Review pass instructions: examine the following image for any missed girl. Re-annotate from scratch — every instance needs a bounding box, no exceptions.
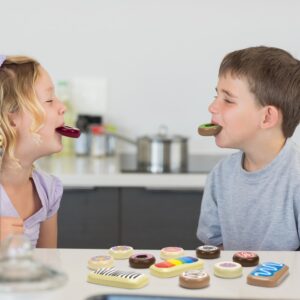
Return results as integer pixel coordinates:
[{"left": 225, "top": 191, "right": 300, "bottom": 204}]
[{"left": 0, "top": 55, "right": 67, "bottom": 248}]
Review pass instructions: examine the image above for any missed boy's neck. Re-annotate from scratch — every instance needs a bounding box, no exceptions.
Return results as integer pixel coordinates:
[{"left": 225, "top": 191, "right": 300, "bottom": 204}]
[{"left": 243, "top": 137, "right": 287, "bottom": 172}]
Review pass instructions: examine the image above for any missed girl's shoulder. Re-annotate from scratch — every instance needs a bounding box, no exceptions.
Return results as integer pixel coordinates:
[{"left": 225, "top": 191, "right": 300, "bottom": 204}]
[{"left": 32, "top": 169, "right": 63, "bottom": 203}]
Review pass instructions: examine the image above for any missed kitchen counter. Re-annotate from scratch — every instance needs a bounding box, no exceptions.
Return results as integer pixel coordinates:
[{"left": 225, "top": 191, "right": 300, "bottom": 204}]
[
  {"left": 2, "top": 248, "right": 299, "bottom": 300},
  {"left": 36, "top": 154, "right": 224, "bottom": 189}
]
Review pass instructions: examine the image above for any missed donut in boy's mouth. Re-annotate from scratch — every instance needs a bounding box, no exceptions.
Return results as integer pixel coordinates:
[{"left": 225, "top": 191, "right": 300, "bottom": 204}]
[{"left": 198, "top": 123, "right": 222, "bottom": 136}]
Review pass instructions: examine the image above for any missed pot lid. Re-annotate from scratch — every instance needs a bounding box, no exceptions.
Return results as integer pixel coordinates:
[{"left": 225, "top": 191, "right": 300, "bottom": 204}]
[
  {"left": 170, "top": 134, "right": 188, "bottom": 142},
  {"left": 140, "top": 134, "right": 172, "bottom": 142},
  {"left": 139, "top": 125, "right": 188, "bottom": 142}
]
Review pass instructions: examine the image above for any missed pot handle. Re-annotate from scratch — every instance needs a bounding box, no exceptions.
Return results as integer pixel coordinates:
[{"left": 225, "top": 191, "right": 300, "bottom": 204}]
[{"left": 107, "top": 132, "right": 137, "bottom": 146}]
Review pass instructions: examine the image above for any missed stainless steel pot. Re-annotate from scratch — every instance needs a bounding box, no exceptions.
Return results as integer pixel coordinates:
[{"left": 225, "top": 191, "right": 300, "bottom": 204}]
[
  {"left": 112, "top": 126, "right": 188, "bottom": 173},
  {"left": 137, "top": 134, "right": 188, "bottom": 173}
]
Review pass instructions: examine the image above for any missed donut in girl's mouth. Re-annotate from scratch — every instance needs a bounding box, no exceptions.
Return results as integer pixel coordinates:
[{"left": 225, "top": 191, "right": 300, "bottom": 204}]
[{"left": 56, "top": 125, "right": 81, "bottom": 138}]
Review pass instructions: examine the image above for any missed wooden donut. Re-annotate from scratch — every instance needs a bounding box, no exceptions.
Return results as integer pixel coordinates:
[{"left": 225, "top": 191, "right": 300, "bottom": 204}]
[
  {"left": 129, "top": 253, "right": 156, "bottom": 268},
  {"left": 198, "top": 123, "right": 222, "bottom": 136},
  {"left": 179, "top": 270, "right": 210, "bottom": 289}
]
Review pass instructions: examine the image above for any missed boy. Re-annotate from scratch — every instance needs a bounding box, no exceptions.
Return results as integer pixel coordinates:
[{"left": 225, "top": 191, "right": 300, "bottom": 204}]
[{"left": 196, "top": 46, "right": 300, "bottom": 250}]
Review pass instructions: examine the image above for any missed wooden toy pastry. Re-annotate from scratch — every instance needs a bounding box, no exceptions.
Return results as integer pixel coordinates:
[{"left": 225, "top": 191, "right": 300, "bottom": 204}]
[
  {"left": 196, "top": 245, "right": 220, "bottom": 259},
  {"left": 87, "top": 267, "right": 149, "bottom": 289},
  {"left": 214, "top": 261, "right": 242, "bottom": 278},
  {"left": 232, "top": 251, "right": 259, "bottom": 267},
  {"left": 150, "top": 256, "right": 204, "bottom": 278},
  {"left": 129, "top": 253, "right": 156, "bottom": 269},
  {"left": 88, "top": 255, "right": 114, "bottom": 270},
  {"left": 247, "top": 262, "right": 289, "bottom": 287},
  {"left": 160, "top": 247, "right": 184, "bottom": 260},
  {"left": 198, "top": 123, "right": 222, "bottom": 136},
  {"left": 109, "top": 245, "right": 134, "bottom": 259},
  {"left": 56, "top": 125, "right": 81, "bottom": 138},
  {"left": 179, "top": 270, "right": 210, "bottom": 289}
]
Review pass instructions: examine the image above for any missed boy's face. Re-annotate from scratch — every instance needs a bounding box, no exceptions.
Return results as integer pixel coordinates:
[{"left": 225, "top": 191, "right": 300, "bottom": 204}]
[{"left": 209, "top": 73, "right": 264, "bottom": 150}]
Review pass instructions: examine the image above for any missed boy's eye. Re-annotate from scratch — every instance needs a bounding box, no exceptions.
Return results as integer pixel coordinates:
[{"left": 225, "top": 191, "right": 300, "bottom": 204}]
[{"left": 224, "top": 98, "right": 234, "bottom": 104}]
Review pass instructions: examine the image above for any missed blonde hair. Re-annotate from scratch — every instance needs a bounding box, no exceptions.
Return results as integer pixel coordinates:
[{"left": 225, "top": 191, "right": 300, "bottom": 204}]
[{"left": 0, "top": 56, "right": 45, "bottom": 164}]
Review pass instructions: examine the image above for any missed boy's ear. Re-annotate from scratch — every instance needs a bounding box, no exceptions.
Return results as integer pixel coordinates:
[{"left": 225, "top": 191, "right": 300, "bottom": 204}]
[{"left": 260, "top": 105, "right": 281, "bottom": 129}]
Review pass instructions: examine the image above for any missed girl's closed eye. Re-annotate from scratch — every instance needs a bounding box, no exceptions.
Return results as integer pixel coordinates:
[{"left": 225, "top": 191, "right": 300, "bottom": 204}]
[{"left": 45, "top": 94, "right": 57, "bottom": 103}]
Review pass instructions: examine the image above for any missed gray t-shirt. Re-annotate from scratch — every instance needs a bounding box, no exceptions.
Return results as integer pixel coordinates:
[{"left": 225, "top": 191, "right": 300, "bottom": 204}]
[
  {"left": 0, "top": 169, "right": 63, "bottom": 247},
  {"left": 197, "top": 139, "right": 300, "bottom": 250}
]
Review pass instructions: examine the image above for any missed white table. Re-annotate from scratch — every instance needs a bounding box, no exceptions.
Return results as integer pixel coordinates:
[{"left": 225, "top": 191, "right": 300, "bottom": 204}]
[{"left": 2, "top": 249, "right": 300, "bottom": 300}]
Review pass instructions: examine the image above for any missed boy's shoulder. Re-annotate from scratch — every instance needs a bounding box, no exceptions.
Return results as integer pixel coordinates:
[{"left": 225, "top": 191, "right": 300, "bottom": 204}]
[
  {"left": 287, "top": 140, "right": 300, "bottom": 171},
  {"left": 211, "top": 150, "right": 242, "bottom": 174}
]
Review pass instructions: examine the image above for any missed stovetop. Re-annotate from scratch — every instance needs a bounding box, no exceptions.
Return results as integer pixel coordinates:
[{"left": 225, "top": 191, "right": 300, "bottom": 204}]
[{"left": 120, "top": 153, "right": 225, "bottom": 174}]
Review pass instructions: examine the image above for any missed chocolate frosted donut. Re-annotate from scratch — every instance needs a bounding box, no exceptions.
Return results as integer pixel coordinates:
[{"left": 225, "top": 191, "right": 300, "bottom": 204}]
[
  {"left": 232, "top": 251, "right": 259, "bottom": 267},
  {"left": 198, "top": 123, "right": 222, "bottom": 136},
  {"left": 129, "top": 253, "right": 156, "bottom": 268},
  {"left": 196, "top": 245, "right": 220, "bottom": 259},
  {"left": 179, "top": 270, "right": 210, "bottom": 289}
]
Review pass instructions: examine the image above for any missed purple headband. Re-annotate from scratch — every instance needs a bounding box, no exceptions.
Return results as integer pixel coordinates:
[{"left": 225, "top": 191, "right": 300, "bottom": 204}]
[{"left": 0, "top": 55, "right": 6, "bottom": 67}]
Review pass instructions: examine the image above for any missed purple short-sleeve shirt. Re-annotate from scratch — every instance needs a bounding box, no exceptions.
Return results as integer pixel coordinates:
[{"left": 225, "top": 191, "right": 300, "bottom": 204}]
[{"left": 0, "top": 169, "right": 63, "bottom": 247}]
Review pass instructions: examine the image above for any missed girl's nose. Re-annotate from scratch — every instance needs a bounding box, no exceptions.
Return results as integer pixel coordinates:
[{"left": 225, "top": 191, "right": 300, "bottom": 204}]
[{"left": 59, "top": 102, "right": 67, "bottom": 115}]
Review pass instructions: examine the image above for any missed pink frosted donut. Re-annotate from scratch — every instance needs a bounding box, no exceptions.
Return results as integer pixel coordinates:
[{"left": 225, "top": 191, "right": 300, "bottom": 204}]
[{"left": 160, "top": 246, "right": 184, "bottom": 260}]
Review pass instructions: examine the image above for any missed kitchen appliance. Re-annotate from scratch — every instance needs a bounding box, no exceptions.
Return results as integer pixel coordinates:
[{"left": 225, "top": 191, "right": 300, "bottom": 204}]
[{"left": 111, "top": 126, "right": 188, "bottom": 173}]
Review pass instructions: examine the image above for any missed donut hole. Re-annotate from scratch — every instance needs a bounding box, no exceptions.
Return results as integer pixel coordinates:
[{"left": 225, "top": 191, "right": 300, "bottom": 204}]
[{"left": 136, "top": 255, "right": 148, "bottom": 259}]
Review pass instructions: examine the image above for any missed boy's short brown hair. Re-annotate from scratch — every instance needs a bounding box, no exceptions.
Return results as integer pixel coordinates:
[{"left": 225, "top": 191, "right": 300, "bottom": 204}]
[{"left": 219, "top": 46, "right": 300, "bottom": 138}]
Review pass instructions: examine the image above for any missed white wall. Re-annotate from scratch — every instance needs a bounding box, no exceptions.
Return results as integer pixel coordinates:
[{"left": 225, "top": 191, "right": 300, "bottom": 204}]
[{"left": 1, "top": 0, "right": 300, "bottom": 153}]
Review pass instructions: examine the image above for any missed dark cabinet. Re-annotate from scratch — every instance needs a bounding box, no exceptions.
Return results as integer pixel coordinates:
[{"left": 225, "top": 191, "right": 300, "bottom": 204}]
[
  {"left": 58, "top": 187, "right": 203, "bottom": 249},
  {"left": 120, "top": 188, "right": 203, "bottom": 249},
  {"left": 58, "top": 188, "right": 119, "bottom": 248}
]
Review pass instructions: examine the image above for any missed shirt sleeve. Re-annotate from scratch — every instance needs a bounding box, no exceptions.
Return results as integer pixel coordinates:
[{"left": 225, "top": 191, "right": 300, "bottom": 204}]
[
  {"left": 47, "top": 176, "right": 63, "bottom": 219},
  {"left": 196, "top": 170, "right": 223, "bottom": 246},
  {"left": 294, "top": 184, "right": 300, "bottom": 250}
]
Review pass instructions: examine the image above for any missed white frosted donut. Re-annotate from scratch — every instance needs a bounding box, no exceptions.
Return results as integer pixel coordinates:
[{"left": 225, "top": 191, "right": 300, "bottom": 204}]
[
  {"left": 109, "top": 245, "right": 134, "bottom": 259},
  {"left": 214, "top": 261, "right": 242, "bottom": 278},
  {"left": 88, "top": 255, "right": 114, "bottom": 270}
]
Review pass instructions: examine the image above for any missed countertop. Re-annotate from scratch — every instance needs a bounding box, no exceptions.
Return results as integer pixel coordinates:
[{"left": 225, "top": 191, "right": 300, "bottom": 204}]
[
  {"left": 2, "top": 248, "right": 299, "bottom": 300},
  {"left": 36, "top": 154, "right": 224, "bottom": 189}
]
